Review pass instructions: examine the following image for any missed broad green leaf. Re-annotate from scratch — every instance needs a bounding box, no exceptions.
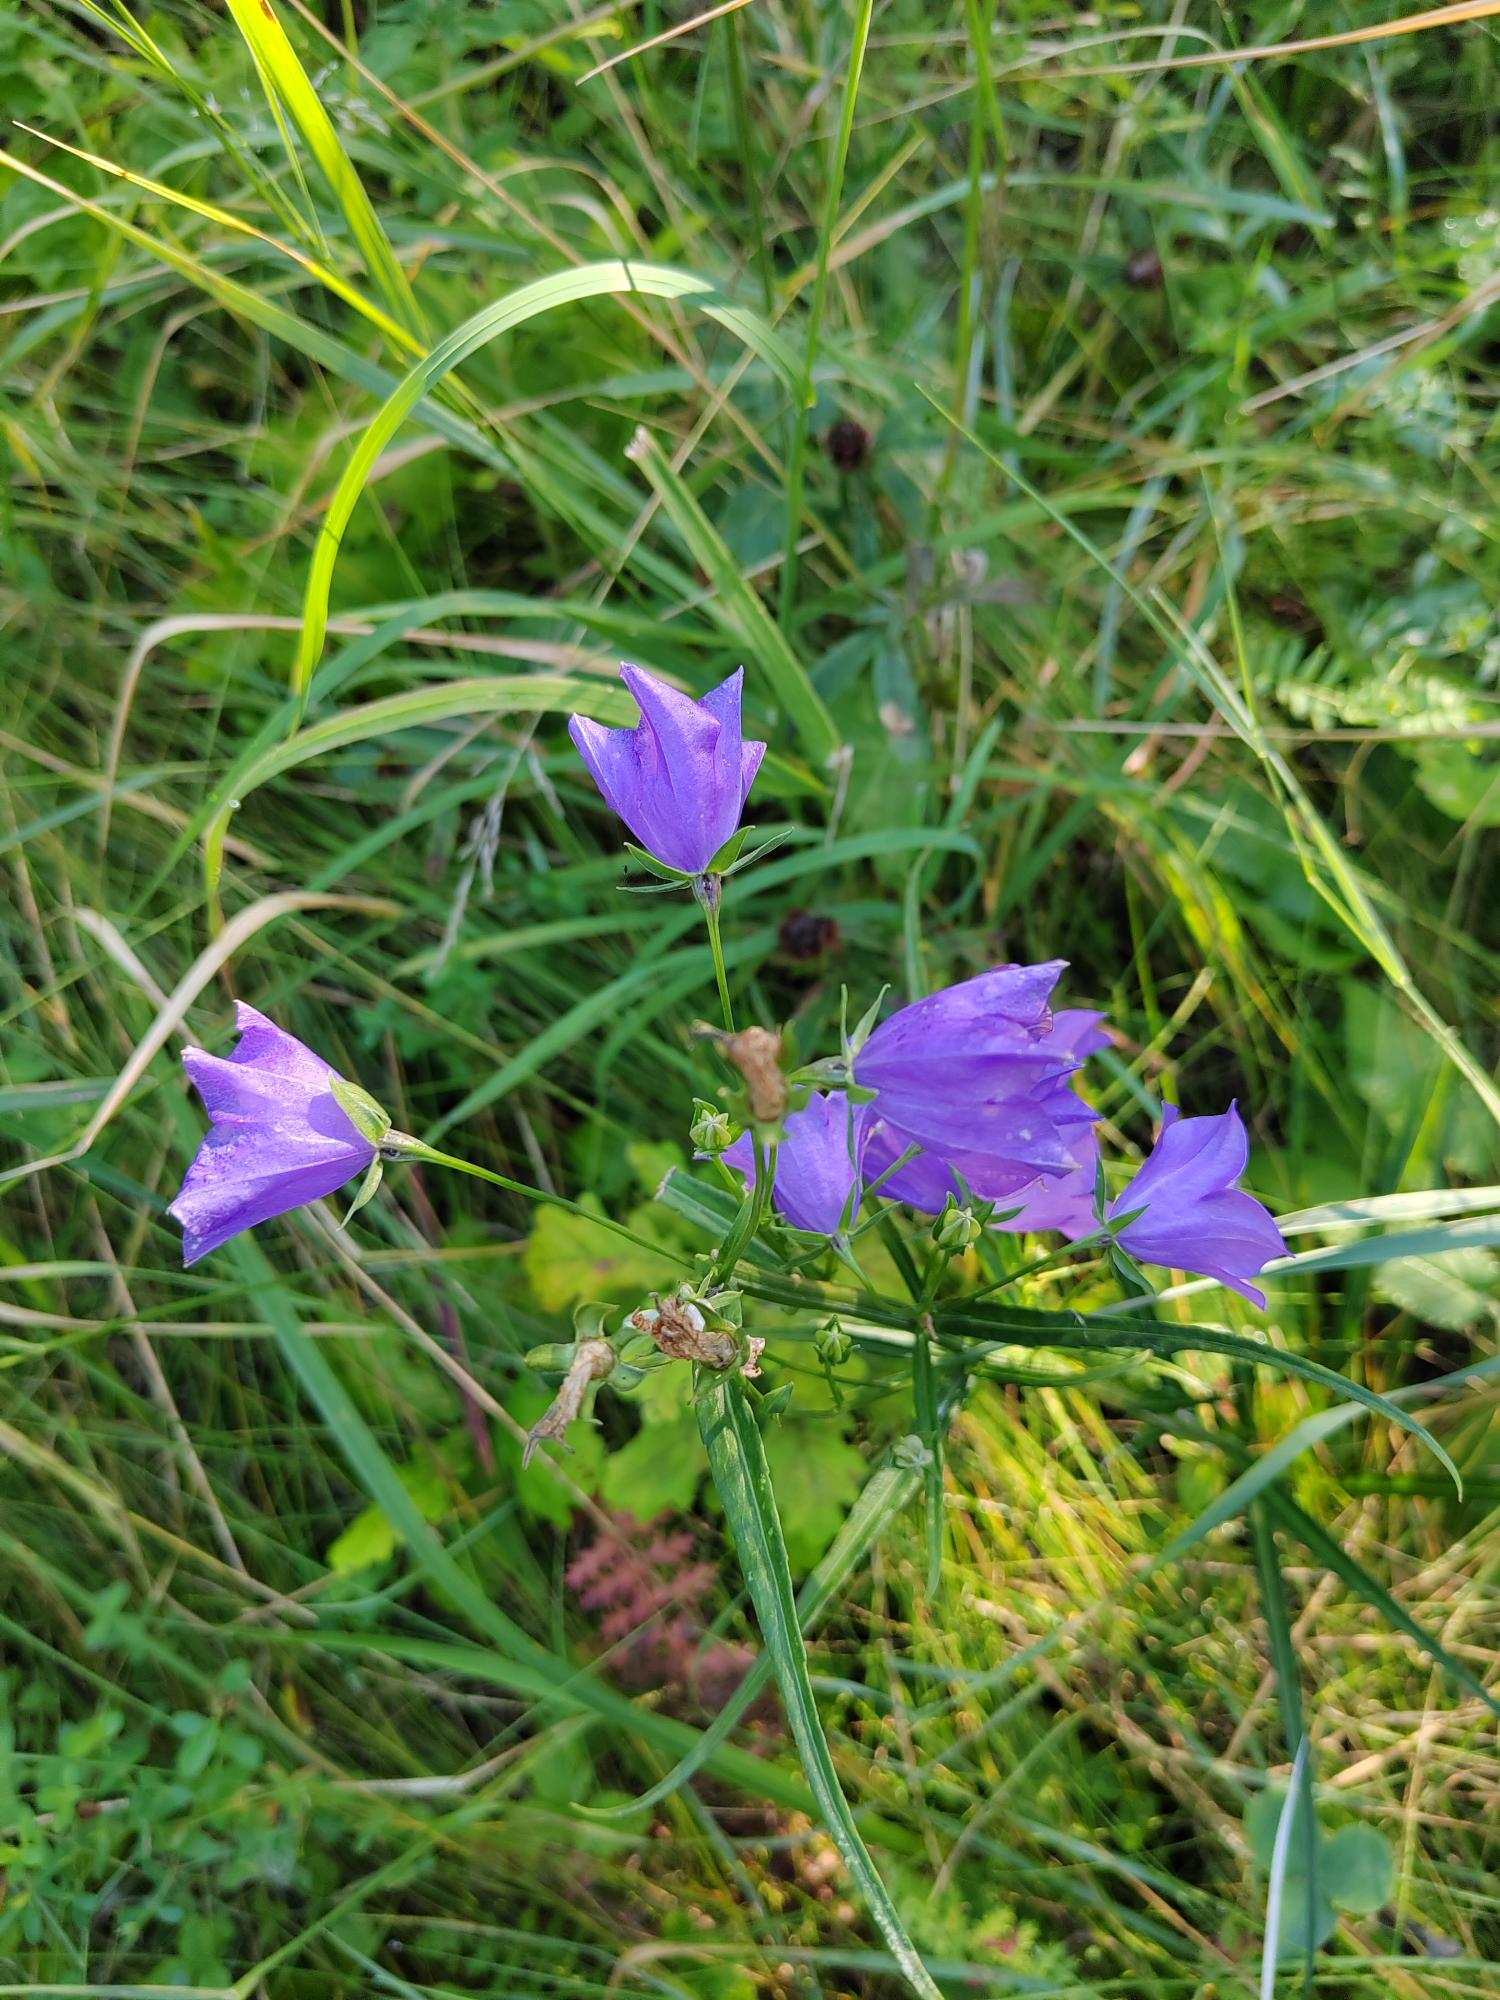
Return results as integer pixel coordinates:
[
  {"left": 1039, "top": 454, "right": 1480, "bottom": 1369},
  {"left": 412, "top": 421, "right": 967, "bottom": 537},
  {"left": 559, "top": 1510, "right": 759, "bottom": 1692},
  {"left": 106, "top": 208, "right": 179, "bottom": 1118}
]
[
  {"left": 523, "top": 1199, "right": 665, "bottom": 1315},
  {"left": 326, "top": 1459, "right": 449, "bottom": 1574},
  {"left": 597, "top": 1411, "right": 705, "bottom": 1520},
  {"left": 1373, "top": 1247, "right": 1500, "bottom": 1332},
  {"left": 698, "top": 1373, "right": 943, "bottom": 2000},
  {"left": 761, "top": 1423, "right": 868, "bottom": 1573},
  {"left": 1320, "top": 1824, "right": 1395, "bottom": 1915}
]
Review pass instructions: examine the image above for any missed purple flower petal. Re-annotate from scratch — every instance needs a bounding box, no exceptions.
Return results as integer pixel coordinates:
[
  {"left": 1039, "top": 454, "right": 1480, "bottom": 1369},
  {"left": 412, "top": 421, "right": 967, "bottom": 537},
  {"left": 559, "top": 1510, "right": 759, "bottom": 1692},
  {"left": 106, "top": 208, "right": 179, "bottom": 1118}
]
[
  {"left": 170, "top": 1007, "right": 375, "bottom": 1265},
  {"left": 568, "top": 664, "right": 766, "bottom": 875},
  {"left": 993, "top": 1135, "right": 1101, "bottom": 1240},
  {"left": 854, "top": 966, "right": 1105, "bottom": 1211},
  {"left": 724, "top": 1092, "right": 862, "bottom": 1236},
  {"left": 1109, "top": 1103, "right": 1284, "bottom": 1305}
]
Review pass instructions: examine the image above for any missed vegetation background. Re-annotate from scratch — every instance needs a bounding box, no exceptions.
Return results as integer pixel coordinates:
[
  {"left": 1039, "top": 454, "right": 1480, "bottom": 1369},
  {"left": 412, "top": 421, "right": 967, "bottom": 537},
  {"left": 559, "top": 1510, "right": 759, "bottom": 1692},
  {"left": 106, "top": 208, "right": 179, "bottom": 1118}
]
[{"left": 2, "top": 1, "right": 1498, "bottom": 1994}]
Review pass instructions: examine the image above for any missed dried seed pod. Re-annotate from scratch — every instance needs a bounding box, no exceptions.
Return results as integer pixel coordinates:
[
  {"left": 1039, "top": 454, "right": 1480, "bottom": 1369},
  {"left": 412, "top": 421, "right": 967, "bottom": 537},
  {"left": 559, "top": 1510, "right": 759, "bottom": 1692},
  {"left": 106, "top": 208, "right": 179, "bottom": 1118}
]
[
  {"left": 721, "top": 1025, "right": 786, "bottom": 1124},
  {"left": 632, "top": 1294, "right": 739, "bottom": 1369},
  {"left": 523, "top": 1338, "right": 616, "bottom": 1466}
]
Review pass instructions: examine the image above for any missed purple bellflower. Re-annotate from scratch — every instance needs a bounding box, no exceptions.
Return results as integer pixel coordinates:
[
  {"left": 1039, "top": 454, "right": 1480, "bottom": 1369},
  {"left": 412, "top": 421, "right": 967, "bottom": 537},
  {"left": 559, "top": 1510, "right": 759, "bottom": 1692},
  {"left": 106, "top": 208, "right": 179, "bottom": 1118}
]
[
  {"left": 723, "top": 1092, "right": 863, "bottom": 1237},
  {"left": 170, "top": 1004, "right": 377, "bottom": 1266},
  {"left": 1108, "top": 1102, "right": 1285, "bottom": 1307},
  {"left": 855, "top": 964, "right": 1088, "bottom": 1209},
  {"left": 992, "top": 1010, "right": 1111, "bottom": 1241},
  {"left": 568, "top": 663, "right": 767, "bottom": 877}
]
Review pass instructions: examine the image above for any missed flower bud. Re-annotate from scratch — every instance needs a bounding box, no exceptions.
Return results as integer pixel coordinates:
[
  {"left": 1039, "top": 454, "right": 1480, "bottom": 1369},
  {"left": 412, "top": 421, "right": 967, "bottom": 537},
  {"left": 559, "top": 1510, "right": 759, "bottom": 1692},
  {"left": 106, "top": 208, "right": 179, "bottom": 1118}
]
[
  {"left": 932, "top": 1197, "right": 982, "bottom": 1253},
  {"left": 690, "top": 1098, "right": 734, "bottom": 1155},
  {"left": 815, "top": 1318, "right": 852, "bottom": 1367},
  {"left": 893, "top": 1433, "right": 934, "bottom": 1472}
]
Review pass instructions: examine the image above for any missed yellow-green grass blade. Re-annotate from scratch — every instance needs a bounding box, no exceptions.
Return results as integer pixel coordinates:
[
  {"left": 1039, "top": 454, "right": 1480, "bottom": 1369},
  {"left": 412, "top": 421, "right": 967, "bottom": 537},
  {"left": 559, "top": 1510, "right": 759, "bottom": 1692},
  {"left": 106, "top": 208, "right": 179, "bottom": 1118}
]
[{"left": 223, "top": 0, "right": 425, "bottom": 340}]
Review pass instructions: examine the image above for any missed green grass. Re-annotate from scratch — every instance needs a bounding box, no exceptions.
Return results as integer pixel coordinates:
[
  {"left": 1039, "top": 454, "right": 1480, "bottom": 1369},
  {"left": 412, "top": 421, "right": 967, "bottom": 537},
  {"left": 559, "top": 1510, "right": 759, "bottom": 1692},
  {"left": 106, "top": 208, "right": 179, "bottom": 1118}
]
[{"left": 2, "top": 1, "right": 1499, "bottom": 1994}]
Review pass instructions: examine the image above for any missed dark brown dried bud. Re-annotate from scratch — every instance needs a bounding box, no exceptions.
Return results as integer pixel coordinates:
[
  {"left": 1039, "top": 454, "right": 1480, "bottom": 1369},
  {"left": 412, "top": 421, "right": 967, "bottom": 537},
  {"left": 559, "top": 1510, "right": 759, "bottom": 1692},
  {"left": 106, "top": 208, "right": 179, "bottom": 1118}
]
[
  {"left": 721, "top": 1025, "right": 786, "bottom": 1124},
  {"left": 824, "top": 417, "right": 871, "bottom": 472},
  {"left": 632, "top": 1295, "right": 739, "bottom": 1369},
  {"left": 1125, "top": 250, "right": 1164, "bottom": 289},
  {"left": 778, "top": 910, "right": 841, "bottom": 963}
]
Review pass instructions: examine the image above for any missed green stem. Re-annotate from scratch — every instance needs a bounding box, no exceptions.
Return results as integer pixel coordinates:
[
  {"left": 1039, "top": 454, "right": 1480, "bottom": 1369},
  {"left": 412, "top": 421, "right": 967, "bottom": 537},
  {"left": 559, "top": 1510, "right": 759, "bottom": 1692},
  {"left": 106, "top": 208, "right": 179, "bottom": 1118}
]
[
  {"left": 698, "top": 880, "right": 736, "bottom": 1033},
  {"left": 966, "top": 1229, "right": 1109, "bottom": 1300},
  {"left": 710, "top": 1132, "right": 775, "bottom": 1285},
  {"left": 384, "top": 1134, "right": 686, "bottom": 1268}
]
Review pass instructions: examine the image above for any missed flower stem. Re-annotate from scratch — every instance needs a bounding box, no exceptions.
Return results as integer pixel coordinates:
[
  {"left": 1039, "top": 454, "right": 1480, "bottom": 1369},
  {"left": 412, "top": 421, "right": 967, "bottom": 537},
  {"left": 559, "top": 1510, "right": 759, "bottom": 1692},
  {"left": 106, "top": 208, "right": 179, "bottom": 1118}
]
[
  {"left": 696, "top": 876, "right": 736, "bottom": 1034},
  {"left": 710, "top": 1132, "right": 775, "bottom": 1285},
  {"left": 966, "top": 1230, "right": 1108, "bottom": 1300},
  {"left": 382, "top": 1133, "right": 686, "bottom": 1267}
]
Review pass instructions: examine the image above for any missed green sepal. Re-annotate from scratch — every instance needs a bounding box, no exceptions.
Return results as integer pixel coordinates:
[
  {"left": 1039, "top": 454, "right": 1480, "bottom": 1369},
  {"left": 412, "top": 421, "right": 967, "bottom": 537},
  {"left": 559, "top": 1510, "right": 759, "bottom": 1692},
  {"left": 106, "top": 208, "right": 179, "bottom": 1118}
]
[
  {"left": 341, "top": 1153, "right": 384, "bottom": 1227},
  {"left": 573, "top": 1299, "right": 626, "bottom": 1341},
  {"left": 721, "top": 826, "right": 795, "bottom": 876},
  {"left": 622, "top": 841, "right": 693, "bottom": 884},
  {"left": 756, "top": 1382, "right": 795, "bottom": 1423},
  {"left": 699, "top": 1289, "right": 744, "bottom": 1332},
  {"left": 523, "top": 1342, "right": 579, "bottom": 1375},
  {"left": 843, "top": 984, "right": 889, "bottom": 1063},
  {"left": 330, "top": 1075, "right": 393, "bottom": 1146},
  {"left": 706, "top": 826, "right": 751, "bottom": 874}
]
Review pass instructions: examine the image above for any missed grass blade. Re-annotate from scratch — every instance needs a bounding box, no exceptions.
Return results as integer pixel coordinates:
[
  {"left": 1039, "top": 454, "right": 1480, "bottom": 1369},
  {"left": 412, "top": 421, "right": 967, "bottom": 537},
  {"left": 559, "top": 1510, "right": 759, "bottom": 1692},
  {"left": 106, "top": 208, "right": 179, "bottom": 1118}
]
[
  {"left": 294, "top": 262, "right": 797, "bottom": 699},
  {"left": 223, "top": 0, "right": 424, "bottom": 339},
  {"left": 698, "top": 1371, "right": 943, "bottom": 2000}
]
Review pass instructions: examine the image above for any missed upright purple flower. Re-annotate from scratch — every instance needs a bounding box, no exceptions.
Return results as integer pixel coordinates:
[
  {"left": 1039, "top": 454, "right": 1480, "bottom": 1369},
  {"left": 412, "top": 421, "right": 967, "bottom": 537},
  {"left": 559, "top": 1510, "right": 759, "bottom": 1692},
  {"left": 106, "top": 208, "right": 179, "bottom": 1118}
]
[
  {"left": 855, "top": 964, "right": 1088, "bottom": 1208},
  {"left": 723, "top": 1092, "right": 862, "bottom": 1237},
  {"left": 1109, "top": 1102, "right": 1285, "bottom": 1306},
  {"left": 170, "top": 1004, "right": 377, "bottom": 1265},
  {"left": 568, "top": 663, "right": 766, "bottom": 877}
]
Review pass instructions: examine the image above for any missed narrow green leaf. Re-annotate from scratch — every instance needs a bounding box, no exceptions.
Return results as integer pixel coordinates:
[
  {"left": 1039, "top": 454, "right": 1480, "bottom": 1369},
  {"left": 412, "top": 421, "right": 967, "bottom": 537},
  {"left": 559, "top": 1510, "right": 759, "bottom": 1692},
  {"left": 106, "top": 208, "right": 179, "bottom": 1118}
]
[
  {"left": 296, "top": 262, "right": 800, "bottom": 698},
  {"left": 698, "top": 1373, "right": 943, "bottom": 2000},
  {"left": 223, "top": 0, "right": 425, "bottom": 339}
]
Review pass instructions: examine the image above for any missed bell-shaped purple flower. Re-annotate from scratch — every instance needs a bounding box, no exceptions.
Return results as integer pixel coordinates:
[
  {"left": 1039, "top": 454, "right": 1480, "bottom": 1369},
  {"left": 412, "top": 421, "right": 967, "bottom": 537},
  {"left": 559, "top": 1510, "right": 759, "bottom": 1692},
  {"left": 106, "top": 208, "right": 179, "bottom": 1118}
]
[
  {"left": 170, "top": 1003, "right": 377, "bottom": 1266},
  {"left": 723, "top": 1092, "right": 862, "bottom": 1237},
  {"left": 1108, "top": 1102, "right": 1285, "bottom": 1307},
  {"left": 568, "top": 663, "right": 766, "bottom": 877},
  {"left": 990, "top": 1010, "right": 1110, "bottom": 1240},
  {"left": 992, "top": 1135, "right": 1100, "bottom": 1240},
  {"left": 854, "top": 964, "right": 1088, "bottom": 1208}
]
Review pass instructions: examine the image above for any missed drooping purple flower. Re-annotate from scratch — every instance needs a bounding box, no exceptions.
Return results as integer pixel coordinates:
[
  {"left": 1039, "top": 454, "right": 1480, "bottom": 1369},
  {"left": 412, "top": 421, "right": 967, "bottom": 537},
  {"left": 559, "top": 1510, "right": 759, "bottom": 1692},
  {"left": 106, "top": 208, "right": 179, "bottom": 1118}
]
[
  {"left": 723, "top": 1092, "right": 863, "bottom": 1237},
  {"left": 853, "top": 964, "right": 1088, "bottom": 1208},
  {"left": 1108, "top": 1102, "right": 1285, "bottom": 1307},
  {"left": 568, "top": 663, "right": 767, "bottom": 877},
  {"left": 170, "top": 1003, "right": 376, "bottom": 1265}
]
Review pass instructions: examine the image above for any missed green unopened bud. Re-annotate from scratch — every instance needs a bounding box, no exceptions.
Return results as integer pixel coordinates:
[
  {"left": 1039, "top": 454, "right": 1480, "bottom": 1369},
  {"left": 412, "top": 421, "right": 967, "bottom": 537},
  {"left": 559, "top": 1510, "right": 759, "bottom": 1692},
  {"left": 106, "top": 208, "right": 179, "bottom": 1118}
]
[
  {"left": 932, "top": 1196, "right": 982, "bottom": 1253},
  {"left": 815, "top": 1318, "right": 852, "bottom": 1367},
  {"left": 690, "top": 1098, "right": 734, "bottom": 1154}
]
